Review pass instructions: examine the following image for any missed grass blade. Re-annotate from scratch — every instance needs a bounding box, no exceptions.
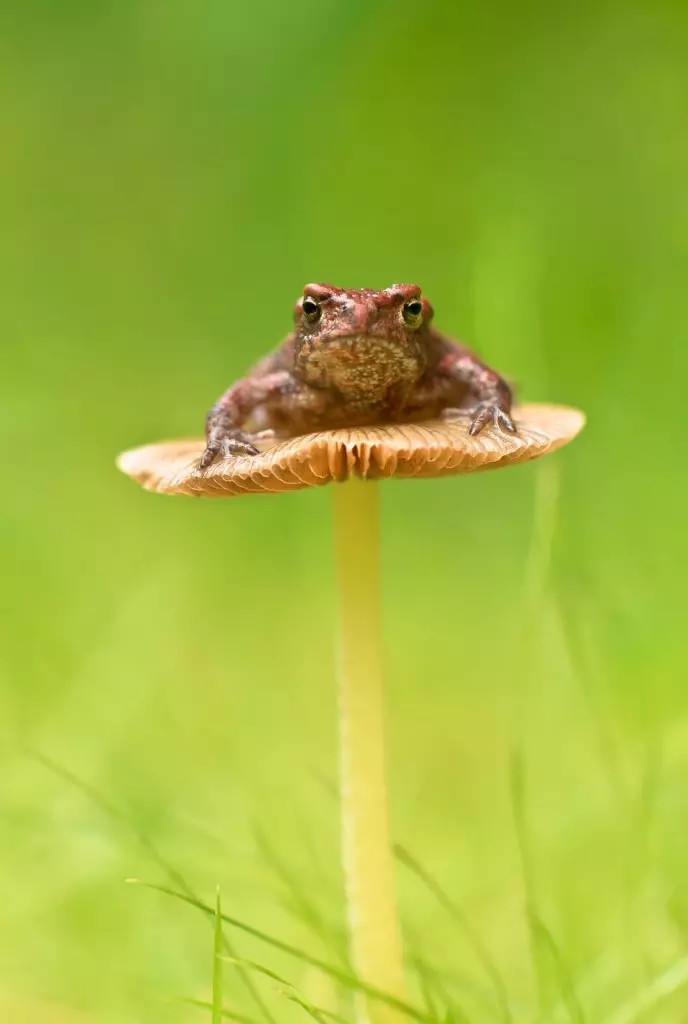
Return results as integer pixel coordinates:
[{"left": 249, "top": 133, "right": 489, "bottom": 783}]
[
  {"left": 510, "top": 756, "right": 585, "bottom": 1023},
  {"left": 129, "top": 879, "right": 431, "bottom": 1023},
  {"left": 254, "top": 825, "right": 349, "bottom": 965},
  {"left": 410, "top": 955, "right": 440, "bottom": 1021},
  {"left": 280, "top": 988, "right": 332, "bottom": 1024},
  {"left": 183, "top": 995, "right": 351, "bottom": 1024},
  {"left": 30, "top": 749, "right": 275, "bottom": 1024},
  {"left": 211, "top": 955, "right": 353, "bottom": 1024},
  {"left": 214, "top": 888, "right": 224, "bottom": 1024},
  {"left": 509, "top": 747, "right": 547, "bottom": 1018},
  {"left": 176, "top": 996, "right": 265, "bottom": 1024},
  {"left": 409, "top": 956, "right": 470, "bottom": 1024},
  {"left": 601, "top": 955, "right": 688, "bottom": 1024},
  {"left": 219, "top": 955, "right": 294, "bottom": 986},
  {"left": 528, "top": 913, "right": 584, "bottom": 1024},
  {"left": 395, "top": 844, "right": 511, "bottom": 1024}
]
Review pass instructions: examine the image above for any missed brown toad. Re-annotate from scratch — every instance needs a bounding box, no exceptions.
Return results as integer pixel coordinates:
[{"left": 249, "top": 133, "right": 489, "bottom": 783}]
[{"left": 200, "top": 282, "right": 515, "bottom": 468}]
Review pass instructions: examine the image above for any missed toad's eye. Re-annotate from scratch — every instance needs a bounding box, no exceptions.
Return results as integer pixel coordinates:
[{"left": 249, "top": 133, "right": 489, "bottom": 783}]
[
  {"left": 402, "top": 299, "right": 423, "bottom": 325},
  {"left": 302, "top": 297, "right": 321, "bottom": 323}
]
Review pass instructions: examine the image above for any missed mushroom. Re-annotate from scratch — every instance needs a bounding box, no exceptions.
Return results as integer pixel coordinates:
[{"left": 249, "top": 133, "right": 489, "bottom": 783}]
[{"left": 117, "top": 402, "right": 584, "bottom": 1024}]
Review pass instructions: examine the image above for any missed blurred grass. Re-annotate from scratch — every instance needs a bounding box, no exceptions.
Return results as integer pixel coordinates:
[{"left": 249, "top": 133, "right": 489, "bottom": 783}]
[{"left": 1, "top": 0, "right": 687, "bottom": 1021}]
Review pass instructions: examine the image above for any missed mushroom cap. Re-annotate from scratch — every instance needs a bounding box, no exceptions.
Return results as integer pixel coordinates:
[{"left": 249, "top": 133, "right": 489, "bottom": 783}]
[{"left": 117, "top": 403, "right": 585, "bottom": 498}]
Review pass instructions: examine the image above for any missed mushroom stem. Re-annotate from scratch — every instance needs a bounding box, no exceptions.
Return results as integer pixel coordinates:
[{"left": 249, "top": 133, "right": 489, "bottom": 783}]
[{"left": 332, "top": 476, "right": 406, "bottom": 1024}]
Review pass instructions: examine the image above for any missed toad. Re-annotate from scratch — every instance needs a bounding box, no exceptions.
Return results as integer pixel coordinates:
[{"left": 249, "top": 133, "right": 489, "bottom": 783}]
[{"left": 200, "top": 283, "right": 516, "bottom": 468}]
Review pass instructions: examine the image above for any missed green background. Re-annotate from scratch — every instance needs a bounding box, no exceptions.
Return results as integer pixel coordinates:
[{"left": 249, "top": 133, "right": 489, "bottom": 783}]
[{"left": 1, "top": 0, "right": 687, "bottom": 1021}]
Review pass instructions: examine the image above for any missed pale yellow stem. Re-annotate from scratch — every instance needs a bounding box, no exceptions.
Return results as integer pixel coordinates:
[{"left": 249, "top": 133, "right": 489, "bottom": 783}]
[{"left": 332, "top": 477, "right": 406, "bottom": 1024}]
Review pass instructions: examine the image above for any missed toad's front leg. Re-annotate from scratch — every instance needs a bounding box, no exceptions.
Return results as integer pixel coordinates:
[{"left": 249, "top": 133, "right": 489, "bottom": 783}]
[
  {"left": 438, "top": 348, "right": 516, "bottom": 435},
  {"left": 200, "top": 371, "right": 331, "bottom": 468},
  {"left": 200, "top": 371, "right": 294, "bottom": 469}
]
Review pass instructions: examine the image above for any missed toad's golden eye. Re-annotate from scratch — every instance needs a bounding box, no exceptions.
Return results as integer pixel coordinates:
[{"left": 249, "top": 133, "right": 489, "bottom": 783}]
[
  {"left": 402, "top": 299, "right": 423, "bottom": 326},
  {"left": 302, "top": 297, "right": 321, "bottom": 323}
]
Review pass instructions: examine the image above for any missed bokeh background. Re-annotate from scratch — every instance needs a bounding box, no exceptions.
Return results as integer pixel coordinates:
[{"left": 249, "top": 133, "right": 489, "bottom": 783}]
[{"left": 1, "top": 0, "right": 687, "bottom": 1021}]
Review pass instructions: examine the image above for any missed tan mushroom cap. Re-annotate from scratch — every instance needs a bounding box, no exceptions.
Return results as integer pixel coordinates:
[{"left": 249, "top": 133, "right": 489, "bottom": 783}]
[{"left": 117, "top": 403, "right": 585, "bottom": 498}]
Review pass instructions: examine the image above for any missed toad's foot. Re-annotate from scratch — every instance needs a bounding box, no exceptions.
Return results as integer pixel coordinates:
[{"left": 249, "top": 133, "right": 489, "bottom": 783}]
[
  {"left": 468, "top": 402, "right": 517, "bottom": 436},
  {"left": 199, "top": 430, "right": 261, "bottom": 469},
  {"left": 442, "top": 404, "right": 516, "bottom": 436}
]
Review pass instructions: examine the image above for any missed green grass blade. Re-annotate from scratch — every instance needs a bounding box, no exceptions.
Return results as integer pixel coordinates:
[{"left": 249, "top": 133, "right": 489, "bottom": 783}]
[
  {"left": 176, "top": 996, "right": 265, "bottom": 1024},
  {"left": 442, "top": 1010, "right": 472, "bottom": 1024},
  {"left": 509, "top": 747, "right": 547, "bottom": 1017},
  {"left": 601, "top": 956, "right": 688, "bottom": 1024},
  {"left": 220, "top": 955, "right": 294, "bottom": 986},
  {"left": 215, "top": 955, "right": 353, "bottom": 1024},
  {"left": 556, "top": 608, "right": 628, "bottom": 810},
  {"left": 509, "top": 751, "right": 586, "bottom": 1024},
  {"left": 254, "top": 825, "right": 349, "bottom": 965},
  {"left": 528, "top": 913, "right": 585, "bottom": 1024},
  {"left": 182, "top": 995, "right": 351, "bottom": 1024},
  {"left": 410, "top": 955, "right": 440, "bottom": 1021},
  {"left": 408, "top": 955, "right": 476, "bottom": 1024},
  {"left": 511, "top": 757, "right": 586, "bottom": 1022},
  {"left": 129, "top": 879, "right": 431, "bottom": 1023},
  {"left": 214, "top": 888, "right": 224, "bottom": 1024},
  {"left": 280, "top": 988, "right": 332, "bottom": 1024},
  {"left": 395, "top": 844, "right": 511, "bottom": 1024},
  {"left": 410, "top": 955, "right": 489, "bottom": 1024},
  {"left": 31, "top": 750, "right": 275, "bottom": 1024},
  {"left": 219, "top": 956, "right": 329, "bottom": 1023}
]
